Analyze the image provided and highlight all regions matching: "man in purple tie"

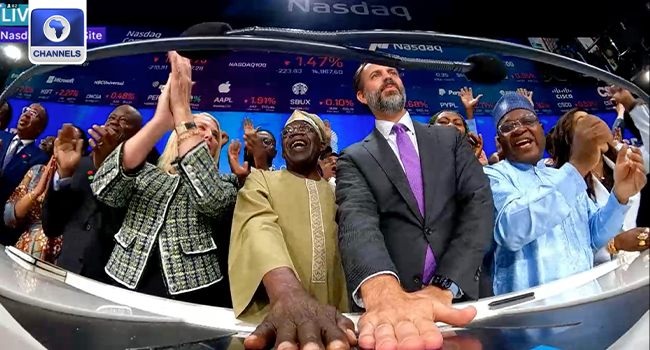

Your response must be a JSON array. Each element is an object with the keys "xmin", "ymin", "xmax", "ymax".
[{"xmin": 336, "ymin": 63, "xmax": 494, "ymax": 350}]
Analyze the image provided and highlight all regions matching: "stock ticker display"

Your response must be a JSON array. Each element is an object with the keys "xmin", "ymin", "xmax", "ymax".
[{"xmin": 4, "ymin": 27, "xmax": 621, "ymax": 169}]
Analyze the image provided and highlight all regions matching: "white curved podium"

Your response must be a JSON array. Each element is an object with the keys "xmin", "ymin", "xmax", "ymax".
[{"xmin": 0, "ymin": 245, "xmax": 648, "ymax": 350}]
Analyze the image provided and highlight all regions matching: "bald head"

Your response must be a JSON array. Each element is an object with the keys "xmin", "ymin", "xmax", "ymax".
[{"xmin": 105, "ymin": 104, "xmax": 143, "ymax": 141}]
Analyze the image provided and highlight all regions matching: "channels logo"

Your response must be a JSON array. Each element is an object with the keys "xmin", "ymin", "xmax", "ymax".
[
  {"xmin": 218, "ymin": 81, "xmax": 231, "ymax": 94},
  {"xmin": 292, "ymin": 82, "xmax": 309, "ymax": 95},
  {"xmin": 46, "ymin": 76, "xmax": 74, "ymax": 84},
  {"xmin": 288, "ymin": 1, "xmax": 412, "ymax": 21},
  {"xmin": 94, "ymin": 80, "xmax": 124, "ymax": 86},
  {"xmin": 28, "ymin": 3, "xmax": 86, "ymax": 65},
  {"xmin": 123, "ymin": 30, "xmax": 162, "ymax": 43},
  {"xmin": 228, "ymin": 62, "xmax": 267, "ymax": 68},
  {"xmin": 369, "ymin": 43, "xmax": 443, "ymax": 53}
]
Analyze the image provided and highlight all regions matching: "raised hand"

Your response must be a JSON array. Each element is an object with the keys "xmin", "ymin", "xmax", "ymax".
[
  {"xmin": 31, "ymin": 156, "xmax": 57, "ymax": 198},
  {"xmin": 614, "ymin": 102, "xmax": 625, "ymax": 117},
  {"xmin": 167, "ymin": 51, "xmax": 193, "ymax": 124},
  {"xmin": 612, "ymin": 144, "xmax": 647, "ymax": 204},
  {"xmin": 244, "ymin": 293, "xmax": 356, "ymax": 350},
  {"xmin": 569, "ymin": 114, "xmax": 612, "ymax": 177},
  {"xmin": 88, "ymin": 125, "xmax": 120, "ymax": 169},
  {"xmin": 228, "ymin": 139, "xmax": 250, "ymax": 184},
  {"xmin": 54, "ymin": 124, "xmax": 84, "ymax": 178},
  {"xmin": 609, "ymin": 86, "xmax": 635, "ymax": 110},
  {"xmin": 517, "ymin": 88, "xmax": 534, "ymax": 106},
  {"xmin": 152, "ymin": 75, "xmax": 175, "ymax": 132},
  {"xmin": 459, "ymin": 87, "xmax": 483, "ymax": 111}
]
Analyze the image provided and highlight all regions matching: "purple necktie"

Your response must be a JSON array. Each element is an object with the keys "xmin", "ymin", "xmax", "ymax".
[{"xmin": 392, "ymin": 123, "xmax": 436, "ymax": 285}]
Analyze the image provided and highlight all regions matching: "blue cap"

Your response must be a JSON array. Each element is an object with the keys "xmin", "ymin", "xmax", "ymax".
[{"xmin": 491, "ymin": 93, "xmax": 535, "ymax": 127}]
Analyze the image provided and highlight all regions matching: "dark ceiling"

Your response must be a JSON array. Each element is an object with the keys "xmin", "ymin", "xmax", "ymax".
[{"xmin": 9, "ymin": 0, "xmax": 650, "ymax": 37}]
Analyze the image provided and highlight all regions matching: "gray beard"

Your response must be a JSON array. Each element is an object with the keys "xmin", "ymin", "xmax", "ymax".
[{"xmin": 365, "ymin": 88, "xmax": 406, "ymax": 114}]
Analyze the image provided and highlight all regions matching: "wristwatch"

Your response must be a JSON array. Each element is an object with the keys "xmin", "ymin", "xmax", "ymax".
[
  {"xmin": 429, "ymin": 275, "xmax": 463, "ymax": 299},
  {"xmin": 175, "ymin": 121, "xmax": 196, "ymax": 134}
]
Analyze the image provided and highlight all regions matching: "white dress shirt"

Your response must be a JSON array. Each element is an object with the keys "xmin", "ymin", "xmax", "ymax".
[
  {"xmin": 374, "ymin": 111, "xmax": 419, "ymax": 171},
  {"xmin": 3, "ymin": 136, "xmax": 34, "ymax": 168},
  {"xmin": 629, "ymin": 104, "xmax": 649, "ymax": 174}
]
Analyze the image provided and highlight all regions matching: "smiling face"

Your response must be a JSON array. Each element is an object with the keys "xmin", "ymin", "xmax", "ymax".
[
  {"xmin": 17, "ymin": 104, "xmax": 47, "ymax": 140},
  {"xmin": 281, "ymin": 120, "xmax": 323, "ymax": 171},
  {"xmin": 104, "ymin": 105, "xmax": 142, "ymax": 143},
  {"xmin": 497, "ymin": 109, "xmax": 544, "ymax": 165},
  {"xmin": 355, "ymin": 64, "xmax": 406, "ymax": 116}
]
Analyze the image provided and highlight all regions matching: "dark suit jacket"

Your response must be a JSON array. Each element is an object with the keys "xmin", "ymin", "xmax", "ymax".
[
  {"xmin": 42, "ymin": 156, "xmax": 124, "ymax": 282},
  {"xmin": 0, "ymin": 131, "xmax": 49, "ymax": 246},
  {"xmin": 336, "ymin": 121, "xmax": 494, "ymax": 300}
]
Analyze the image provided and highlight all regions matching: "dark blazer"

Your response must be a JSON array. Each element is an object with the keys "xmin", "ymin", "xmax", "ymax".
[
  {"xmin": 0, "ymin": 131, "xmax": 49, "ymax": 246},
  {"xmin": 335, "ymin": 121, "xmax": 494, "ymax": 300},
  {"xmin": 42, "ymin": 156, "xmax": 124, "ymax": 282}
]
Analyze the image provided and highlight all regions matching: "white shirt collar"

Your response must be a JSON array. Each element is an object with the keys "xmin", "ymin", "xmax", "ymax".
[
  {"xmin": 12, "ymin": 135, "xmax": 34, "ymax": 146},
  {"xmin": 374, "ymin": 111, "xmax": 413, "ymax": 140}
]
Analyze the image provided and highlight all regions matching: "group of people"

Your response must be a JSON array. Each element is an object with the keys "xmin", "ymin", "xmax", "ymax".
[{"xmin": 0, "ymin": 52, "xmax": 648, "ymax": 350}]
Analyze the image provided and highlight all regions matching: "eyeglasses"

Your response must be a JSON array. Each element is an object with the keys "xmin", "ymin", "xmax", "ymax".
[
  {"xmin": 21, "ymin": 106, "xmax": 39, "ymax": 118},
  {"xmin": 498, "ymin": 113, "xmax": 539, "ymax": 135},
  {"xmin": 282, "ymin": 122, "xmax": 314, "ymax": 137}
]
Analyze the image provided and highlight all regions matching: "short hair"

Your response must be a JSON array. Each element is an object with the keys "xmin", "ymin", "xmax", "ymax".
[
  {"xmin": 353, "ymin": 63, "xmax": 371, "ymax": 93},
  {"xmin": 257, "ymin": 128, "xmax": 276, "ymax": 143},
  {"xmin": 32, "ymin": 103, "xmax": 49, "ymax": 131}
]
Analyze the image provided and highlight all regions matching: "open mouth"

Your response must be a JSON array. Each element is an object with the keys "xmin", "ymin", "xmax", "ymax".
[
  {"xmin": 513, "ymin": 138, "xmax": 534, "ymax": 149},
  {"xmin": 290, "ymin": 140, "xmax": 307, "ymax": 150},
  {"xmin": 382, "ymin": 84, "xmax": 398, "ymax": 92}
]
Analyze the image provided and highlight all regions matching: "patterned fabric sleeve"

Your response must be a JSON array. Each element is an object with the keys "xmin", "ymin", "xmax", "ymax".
[
  {"xmin": 175, "ymin": 142, "xmax": 238, "ymax": 218},
  {"xmin": 91, "ymin": 143, "xmax": 141, "ymax": 208},
  {"xmin": 4, "ymin": 165, "xmax": 42, "ymax": 228}
]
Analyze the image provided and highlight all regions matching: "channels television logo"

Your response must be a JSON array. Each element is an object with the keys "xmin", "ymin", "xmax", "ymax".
[{"xmin": 28, "ymin": 0, "xmax": 87, "ymax": 65}]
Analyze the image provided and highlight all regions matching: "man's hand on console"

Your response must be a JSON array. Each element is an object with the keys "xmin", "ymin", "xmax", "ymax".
[
  {"xmin": 358, "ymin": 275, "xmax": 476, "ymax": 350},
  {"xmin": 245, "ymin": 267, "xmax": 356, "ymax": 350}
]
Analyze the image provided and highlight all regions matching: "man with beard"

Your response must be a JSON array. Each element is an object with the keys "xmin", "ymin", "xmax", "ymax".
[
  {"xmin": 335, "ymin": 63, "xmax": 494, "ymax": 350},
  {"xmin": 41, "ymin": 104, "xmax": 145, "ymax": 281},
  {"xmin": 485, "ymin": 93, "xmax": 646, "ymax": 295},
  {"xmin": 229, "ymin": 109, "xmax": 354, "ymax": 350},
  {"xmin": 0, "ymin": 103, "xmax": 50, "ymax": 245}
]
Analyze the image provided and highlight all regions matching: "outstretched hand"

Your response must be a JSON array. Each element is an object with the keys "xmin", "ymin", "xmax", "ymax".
[
  {"xmin": 517, "ymin": 88, "xmax": 534, "ymax": 106},
  {"xmin": 358, "ymin": 287, "xmax": 476, "ymax": 350},
  {"xmin": 245, "ymin": 293, "xmax": 356, "ymax": 350},
  {"xmin": 228, "ymin": 139, "xmax": 250, "ymax": 184},
  {"xmin": 459, "ymin": 87, "xmax": 483, "ymax": 111},
  {"xmin": 54, "ymin": 124, "xmax": 85, "ymax": 178}
]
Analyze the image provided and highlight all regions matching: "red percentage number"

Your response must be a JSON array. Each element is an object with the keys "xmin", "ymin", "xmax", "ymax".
[
  {"xmin": 406, "ymin": 100, "xmax": 429, "ymax": 108},
  {"xmin": 323, "ymin": 98, "xmax": 354, "ymax": 107},
  {"xmin": 296, "ymin": 56, "xmax": 344, "ymax": 68},
  {"xmin": 250, "ymin": 97, "xmax": 276, "ymax": 105},
  {"xmin": 18, "ymin": 86, "xmax": 34, "ymax": 94},
  {"xmin": 59, "ymin": 89, "xmax": 79, "ymax": 97},
  {"xmin": 110, "ymin": 92, "xmax": 135, "ymax": 100}
]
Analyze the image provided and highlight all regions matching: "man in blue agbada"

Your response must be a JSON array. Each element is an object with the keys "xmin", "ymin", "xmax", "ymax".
[{"xmin": 484, "ymin": 93, "xmax": 647, "ymax": 295}]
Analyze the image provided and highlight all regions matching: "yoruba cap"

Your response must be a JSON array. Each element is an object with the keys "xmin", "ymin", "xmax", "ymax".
[
  {"xmin": 285, "ymin": 110, "xmax": 327, "ymax": 143},
  {"xmin": 492, "ymin": 93, "xmax": 535, "ymax": 127}
]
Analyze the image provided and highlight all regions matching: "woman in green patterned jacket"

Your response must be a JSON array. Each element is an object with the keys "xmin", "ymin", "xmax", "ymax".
[{"xmin": 90, "ymin": 52, "xmax": 241, "ymax": 306}]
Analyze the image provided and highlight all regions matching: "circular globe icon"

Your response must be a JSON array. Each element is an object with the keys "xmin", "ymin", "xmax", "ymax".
[{"xmin": 42, "ymin": 15, "xmax": 71, "ymax": 43}]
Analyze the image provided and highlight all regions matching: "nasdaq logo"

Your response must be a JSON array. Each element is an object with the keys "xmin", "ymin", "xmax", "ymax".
[
  {"xmin": 288, "ymin": 0, "xmax": 412, "ymax": 21},
  {"xmin": 369, "ymin": 43, "xmax": 443, "ymax": 53},
  {"xmin": 29, "ymin": 1, "xmax": 86, "ymax": 65}
]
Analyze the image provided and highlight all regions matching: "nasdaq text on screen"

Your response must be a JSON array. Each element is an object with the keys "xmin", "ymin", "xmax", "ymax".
[
  {"xmin": 28, "ymin": 0, "xmax": 87, "ymax": 65},
  {"xmin": 287, "ymin": 0, "xmax": 412, "ymax": 21}
]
